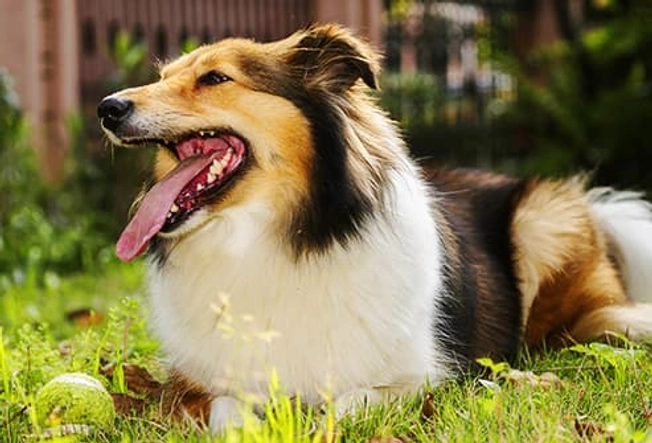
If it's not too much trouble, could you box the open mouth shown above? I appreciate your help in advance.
[161,132,247,230]
[116,131,248,261]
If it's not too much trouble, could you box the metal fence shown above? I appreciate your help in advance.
[77,0,314,92]
[382,0,521,167]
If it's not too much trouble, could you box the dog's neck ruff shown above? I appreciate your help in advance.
[147,165,451,402]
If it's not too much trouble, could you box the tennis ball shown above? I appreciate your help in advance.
[35,373,115,430]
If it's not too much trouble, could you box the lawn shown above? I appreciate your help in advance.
[2,260,652,442]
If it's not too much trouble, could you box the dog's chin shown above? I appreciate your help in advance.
[104,130,127,147]
[102,127,150,148]
[157,207,218,240]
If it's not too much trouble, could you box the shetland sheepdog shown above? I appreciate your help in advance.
[98,24,652,431]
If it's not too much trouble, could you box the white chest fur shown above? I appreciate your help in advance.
[148,169,450,404]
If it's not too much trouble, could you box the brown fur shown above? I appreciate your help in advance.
[510,178,628,346]
[106,363,212,429]
[158,371,213,428]
[428,167,651,356]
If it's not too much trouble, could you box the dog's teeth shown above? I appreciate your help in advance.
[207,173,216,184]
[218,151,232,168]
[199,131,206,137]
[197,183,205,191]
[210,159,224,175]
[167,204,180,218]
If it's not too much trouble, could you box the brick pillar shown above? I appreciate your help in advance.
[312,0,383,48]
[41,0,80,183]
[0,0,44,145]
[0,0,79,183]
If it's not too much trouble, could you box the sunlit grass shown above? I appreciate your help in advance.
[2,261,652,441]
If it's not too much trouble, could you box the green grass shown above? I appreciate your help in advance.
[2,261,652,442]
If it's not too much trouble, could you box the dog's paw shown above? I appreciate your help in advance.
[333,388,383,420]
[209,396,261,433]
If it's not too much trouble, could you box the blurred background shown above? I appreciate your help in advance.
[0,0,651,287]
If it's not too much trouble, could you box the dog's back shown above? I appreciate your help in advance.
[430,168,652,361]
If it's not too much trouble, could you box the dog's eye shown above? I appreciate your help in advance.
[197,71,231,87]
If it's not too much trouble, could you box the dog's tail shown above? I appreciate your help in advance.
[589,188,652,303]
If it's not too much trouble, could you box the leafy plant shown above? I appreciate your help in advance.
[106,31,152,90]
[0,71,114,289]
[379,72,443,128]
[497,0,652,187]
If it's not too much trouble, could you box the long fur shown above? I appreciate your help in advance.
[98,24,652,431]
[589,188,652,303]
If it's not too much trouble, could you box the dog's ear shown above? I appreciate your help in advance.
[287,24,380,92]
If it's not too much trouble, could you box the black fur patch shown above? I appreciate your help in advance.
[428,169,526,365]
[149,235,169,267]
[285,91,375,255]
[239,55,376,256]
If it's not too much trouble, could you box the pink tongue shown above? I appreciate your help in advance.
[116,155,215,261]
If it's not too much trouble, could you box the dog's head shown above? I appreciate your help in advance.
[98,24,390,261]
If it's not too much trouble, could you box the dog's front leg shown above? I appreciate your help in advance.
[209,396,261,433]
[333,388,386,420]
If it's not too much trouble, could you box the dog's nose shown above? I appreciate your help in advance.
[97,97,134,131]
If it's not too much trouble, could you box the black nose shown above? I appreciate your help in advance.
[97,97,134,131]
